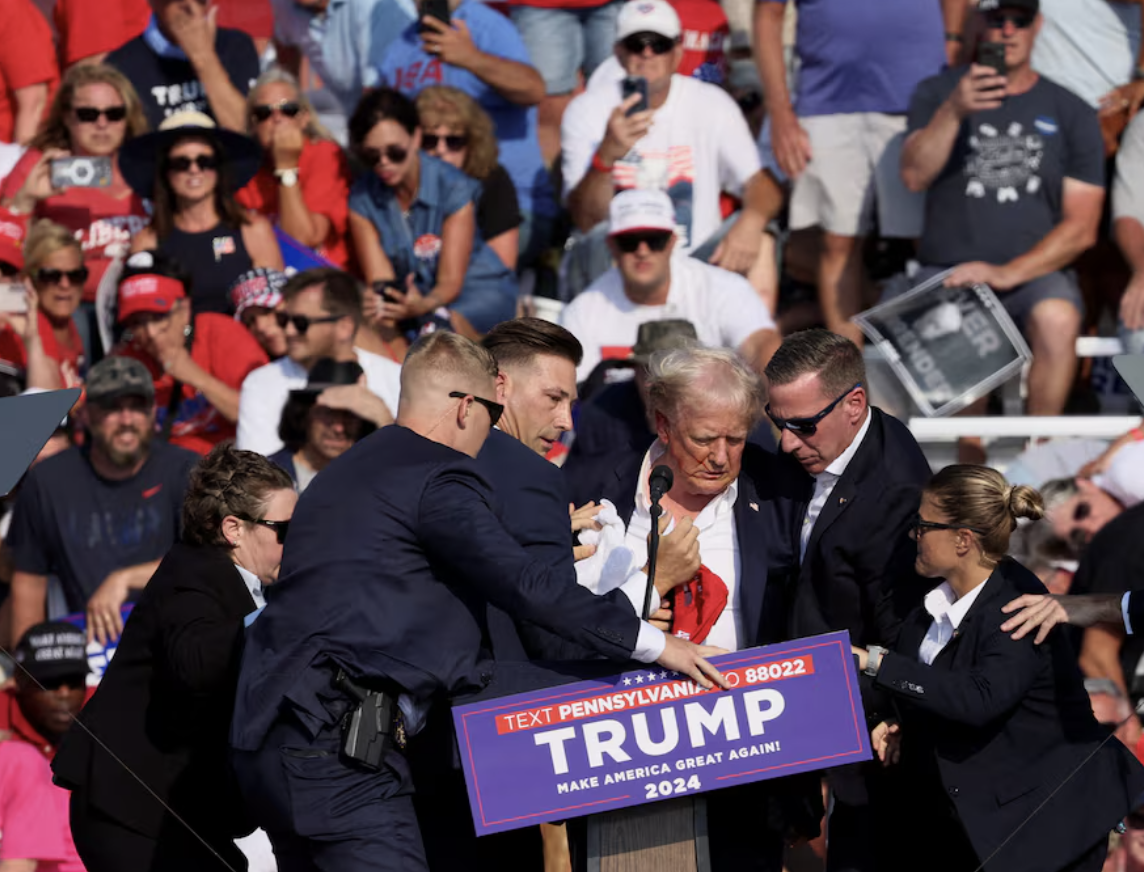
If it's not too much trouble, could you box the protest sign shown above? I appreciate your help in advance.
[854,269,1031,417]
[453,631,869,836]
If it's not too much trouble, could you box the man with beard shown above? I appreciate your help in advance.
[7,357,199,647]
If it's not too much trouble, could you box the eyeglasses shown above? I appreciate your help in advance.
[422,133,469,152]
[167,154,219,173]
[614,232,673,254]
[766,382,862,436]
[985,11,1034,29]
[251,101,302,122]
[36,266,89,286]
[621,32,676,55]
[74,105,128,124]
[449,390,504,427]
[908,515,987,541]
[237,515,291,544]
[275,312,343,334]
[359,145,409,167]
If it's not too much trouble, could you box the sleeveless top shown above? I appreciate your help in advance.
[158,221,254,315]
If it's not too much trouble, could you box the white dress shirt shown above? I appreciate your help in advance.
[917,580,988,666]
[799,410,872,560]
[235,564,266,610]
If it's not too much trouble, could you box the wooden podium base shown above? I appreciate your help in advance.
[586,798,710,872]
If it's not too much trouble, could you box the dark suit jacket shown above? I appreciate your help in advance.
[52,543,255,841]
[877,559,1144,872]
[231,425,642,752]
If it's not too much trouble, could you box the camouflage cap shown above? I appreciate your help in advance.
[85,356,155,405]
[631,320,699,363]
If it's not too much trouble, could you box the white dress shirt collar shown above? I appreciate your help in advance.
[924,579,988,630]
[635,441,739,517]
[818,408,872,482]
[235,564,266,610]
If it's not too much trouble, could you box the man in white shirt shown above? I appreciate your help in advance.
[237,269,401,456]
[560,189,779,383]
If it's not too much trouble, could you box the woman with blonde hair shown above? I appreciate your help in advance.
[0,64,150,361]
[416,86,521,270]
[237,69,354,270]
[852,465,1144,872]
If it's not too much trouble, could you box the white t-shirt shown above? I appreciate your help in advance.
[1032,0,1141,108]
[561,74,761,252]
[236,347,402,456]
[1114,110,1144,224]
[560,255,776,382]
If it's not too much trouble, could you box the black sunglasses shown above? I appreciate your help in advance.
[74,105,128,123]
[359,145,409,167]
[909,515,986,541]
[39,675,88,691]
[167,154,219,173]
[766,382,862,436]
[449,390,504,427]
[621,32,676,55]
[985,11,1034,29]
[237,515,291,544]
[252,101,302,122]
[275,312,343,334]
[37,266,89,286]
[614,232,673,254]
[422,133,469,152]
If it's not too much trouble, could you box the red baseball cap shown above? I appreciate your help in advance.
[117,273,186,323]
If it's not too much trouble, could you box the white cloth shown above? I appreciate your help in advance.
[799,410,872,560]
[1092,441,1144,509]
[574,499,636,595]
[561,74,761,252]
[1032,0,1141,108]
[235,564,266,610]
[236,347,402,455]
[917,580,988,666]
[560,255,776,382]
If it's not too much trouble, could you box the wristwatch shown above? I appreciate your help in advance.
[864,645,887,677]
[275,167,300,188]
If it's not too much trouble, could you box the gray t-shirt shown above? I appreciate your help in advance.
[910,69,1105,268]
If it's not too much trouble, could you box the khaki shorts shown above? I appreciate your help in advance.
[789,112,924,238]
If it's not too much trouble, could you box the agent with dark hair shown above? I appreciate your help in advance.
[853,467,1144,872]
[53,443,296,872]
[123,111,284,315]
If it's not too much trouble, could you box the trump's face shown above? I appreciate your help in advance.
[655,398,749,499]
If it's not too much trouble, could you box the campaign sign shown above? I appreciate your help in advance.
[453,631,869,836]
[61,605,134,687]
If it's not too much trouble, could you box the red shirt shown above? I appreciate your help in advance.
[0,150,150,302]
[673,0,730,83]
[0,0,59,143]
[0,310,85,386]
[238,139,353,270]
[0,686,94,761]
[216,0,275,41]
[53,0,151,67]
[114,313,268,455]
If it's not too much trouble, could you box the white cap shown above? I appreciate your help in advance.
[616,0,681,42]
[608,188,677,236]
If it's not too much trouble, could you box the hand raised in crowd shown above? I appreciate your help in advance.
[871,720,902,767]
[769,108,812,180]
[269,123,305,172]
[0,284,34,338]
[167,0,218,61]
[711,212,764,275]
[569,501,602,561]
[87,568,133,645]
[947,64,1008,119]
[378,274,433,322]
[419,17,481,71]
[8,149,68,213]
[944,261,1018,291]
[316,374,395,428]
[650,513,700,596]
[598,94,654,167]
[655,634,729,690]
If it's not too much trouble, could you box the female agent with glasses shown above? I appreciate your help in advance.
[851,465,1144,872]
[237,69,354,270]
[55,442,296,872]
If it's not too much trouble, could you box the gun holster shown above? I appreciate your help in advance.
[334,669,397,771]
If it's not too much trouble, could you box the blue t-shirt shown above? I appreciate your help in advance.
[375,1,556,218]
[762,0,946,117]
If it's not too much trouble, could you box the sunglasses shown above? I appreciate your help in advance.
[167,154,219,173]
[422,133,469,152]
[1073,501,1091,523]
[985,11,1034,29]
[275,312,343,334]
[238,515,291,544]
[614,232,673,254]
[74,105,128,124]
[449,390,504,427]
[621,32,676,55]
[359,145,409,167]
[908,514,987,541]
[37,266,89,286]
[766,382,862,436]
[39,675,88,691]
[252,101,302,122]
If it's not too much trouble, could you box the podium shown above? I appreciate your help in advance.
[586,798,710,872]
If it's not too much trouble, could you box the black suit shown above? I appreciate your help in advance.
[53,542,254,872]
[876,559,1144,872]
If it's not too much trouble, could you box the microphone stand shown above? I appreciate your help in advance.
[642,498,662,621]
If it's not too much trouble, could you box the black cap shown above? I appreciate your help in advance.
[14,621,90,684]
[978,0,1038,14]
[289,358,365,399]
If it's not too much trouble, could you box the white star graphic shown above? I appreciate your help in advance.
[634,674,644,684]
[647,672,658,682]
[622,677,631,686]
[659,671,668,679]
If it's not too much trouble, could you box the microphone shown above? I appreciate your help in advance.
[649,465,673,504]
[642,465,673,621]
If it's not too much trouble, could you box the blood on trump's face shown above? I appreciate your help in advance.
[655,398,748,499]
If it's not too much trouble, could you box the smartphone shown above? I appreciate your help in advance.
[621,76,649,116]
[976,41,1007,78]
[50,156,113,189]
[418,0,450,32]
[372,279,404,304]
[0,281,26,313]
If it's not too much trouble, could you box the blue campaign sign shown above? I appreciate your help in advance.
[61,605,134,686]
[453,631,870,836]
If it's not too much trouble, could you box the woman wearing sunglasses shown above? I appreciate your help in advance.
[237,69,354,270]
[56,443,296,872]
[851,465,1144,872]
[0,64,151,364]
[416,86,522,270]
[123,111,284,316]
[348,88,518,354]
